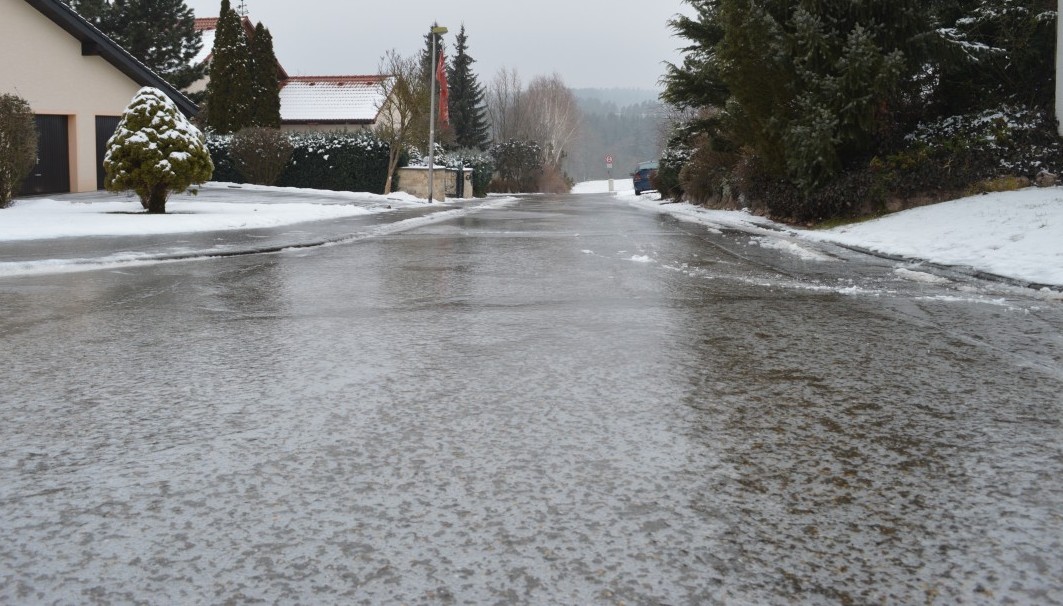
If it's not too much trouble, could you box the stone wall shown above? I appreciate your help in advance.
[395,167,474,201]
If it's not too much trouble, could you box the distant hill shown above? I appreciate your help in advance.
[565,89,668,182]
[572,88,662,110]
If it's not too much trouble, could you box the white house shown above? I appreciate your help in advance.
[1,0,197,194]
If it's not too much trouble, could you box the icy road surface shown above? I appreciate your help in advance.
[1,193,1061,604]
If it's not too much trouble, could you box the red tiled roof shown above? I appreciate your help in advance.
[284,75,387,85]
[193,17,219,31]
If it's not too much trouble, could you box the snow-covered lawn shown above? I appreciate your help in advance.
[0,182,431,241]
[573,180,1063,288]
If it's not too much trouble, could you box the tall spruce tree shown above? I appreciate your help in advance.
[664,0,935,189]
[66,0,205,92]
[205,0,253,133]
[248,22,282,128]
[447,25,490,150]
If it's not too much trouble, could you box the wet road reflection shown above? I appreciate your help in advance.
[1,194,1061,604]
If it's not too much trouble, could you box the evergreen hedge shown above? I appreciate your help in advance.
[206,131,393,194]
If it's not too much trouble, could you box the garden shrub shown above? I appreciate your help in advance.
[654,145,691,201]
[537,163,570,194]
[229,127,293,186]
[0,93,38,208]
[678,139,740,207]
[488,139,543,193]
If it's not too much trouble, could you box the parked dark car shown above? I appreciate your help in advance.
[631,161,658,195]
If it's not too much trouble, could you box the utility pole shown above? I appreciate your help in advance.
[427,24,448,203]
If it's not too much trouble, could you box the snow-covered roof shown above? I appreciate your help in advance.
[279,76,390,124]
[191,18,216,65]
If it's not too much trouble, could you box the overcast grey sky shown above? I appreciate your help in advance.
[182,0,692,90]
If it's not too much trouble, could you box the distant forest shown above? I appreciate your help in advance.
[565,89,667,183]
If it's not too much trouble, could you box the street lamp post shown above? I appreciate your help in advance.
[428,25,448,202]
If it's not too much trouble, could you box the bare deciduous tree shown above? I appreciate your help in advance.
[522,73,581,167]
[375,50,429,194]
[487,69,581,165]
[486,67,523,143]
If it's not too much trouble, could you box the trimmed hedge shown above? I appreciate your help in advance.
[206,130,392,194]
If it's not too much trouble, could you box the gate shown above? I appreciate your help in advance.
[20,115,70,195]
[95,116,121,189]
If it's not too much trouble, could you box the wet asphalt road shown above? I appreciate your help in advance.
[1,193,1061,605]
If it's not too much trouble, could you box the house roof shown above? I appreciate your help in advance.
[22,0,198,116]
[279,76,391,124]
[193,16,288,80]
[191,18,219,65]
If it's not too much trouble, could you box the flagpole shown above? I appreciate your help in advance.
[428,25,447,203]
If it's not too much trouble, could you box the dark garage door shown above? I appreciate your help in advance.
[96,116,121,190]
[20,115,70,196]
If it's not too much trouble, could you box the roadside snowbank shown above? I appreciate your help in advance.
[583,182,1063,288]
[805,188,1063,287]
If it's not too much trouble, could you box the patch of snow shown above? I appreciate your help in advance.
[894,268,952,284]
[808,188,1063,287]
[750,236,833,262]
[629,255,653,263]
[571,180,634,194]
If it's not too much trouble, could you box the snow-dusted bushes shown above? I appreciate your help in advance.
[0,94,37,208]
[654,144,693,201]
[204,133,240,183]
[104,87,213,214]
[206,130,392,194]
[229,127,293,186]
[277,132,390,194]
[488,139,543,193]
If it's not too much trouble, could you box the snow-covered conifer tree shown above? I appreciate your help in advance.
[104,87,213,214]
[205,0,253,133]
[448,25,491,150]
[248,22,282,128]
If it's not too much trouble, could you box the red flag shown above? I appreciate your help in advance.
[436,51,449,126]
